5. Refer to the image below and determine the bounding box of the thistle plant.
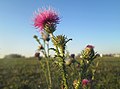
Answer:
[74,45,98,89]
[33,34,50,87]
[33,7,60,89]
[81,45,97,60]
[33,33,52,89]
[51,35,72,56]
[50,35,72,89]
[33,7,73,89]
[32,7,99,89]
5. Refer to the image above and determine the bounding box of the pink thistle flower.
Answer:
[82,79,89,86]
[86,45,94,49]
[33,8,60,33]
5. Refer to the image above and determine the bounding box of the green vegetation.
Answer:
[0,57,120,89]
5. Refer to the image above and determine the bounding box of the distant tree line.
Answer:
[4,54,25,59]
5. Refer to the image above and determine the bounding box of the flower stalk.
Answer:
[74,45,98,89]
[46,41,52,89]
[50,35,72,89]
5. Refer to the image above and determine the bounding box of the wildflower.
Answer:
[85,45,94,53]
[35,52,40,57]
[82,79,89,86]
[33,8,60,34]
[52,35,72,56]
[71,54,75,59]
[35,52,41,60]
[81,45,95,60]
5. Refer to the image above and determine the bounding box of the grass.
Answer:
[0,57,120,89]
[93,57,120,89]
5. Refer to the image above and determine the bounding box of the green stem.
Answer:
[46,60,52,89]
[50,33,68,89]
[47,43,52,89]
[75,60,85,89]
[61,53,68,89]
[43,40,47,57]
[61,60,68,89]
[43,40,51,89]
[47,42,49,57]
[39,61,48,86]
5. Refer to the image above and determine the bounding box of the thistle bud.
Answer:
[46,37,50,42]
[81,45,95,60]
[33,35,38,39]
[38,45,44,50]
[82,79,89,86]
[71,54,75,59]
[35,52,40,57]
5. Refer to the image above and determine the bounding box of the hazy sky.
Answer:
[0,0,120,58]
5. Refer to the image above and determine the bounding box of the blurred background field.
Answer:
[0,57,120,89]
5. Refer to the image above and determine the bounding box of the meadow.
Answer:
[0,57,120,89]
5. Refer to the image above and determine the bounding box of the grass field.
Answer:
[0,57,120,89]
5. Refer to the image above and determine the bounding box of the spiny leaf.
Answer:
[64,38,72,44]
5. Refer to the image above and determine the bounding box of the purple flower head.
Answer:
[86,45,94,49]
[82,79,89,86]
[33,7,60,33]
[71,54,75,59]
[81,45,95,60]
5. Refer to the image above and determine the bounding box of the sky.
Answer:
[0,0,120,58]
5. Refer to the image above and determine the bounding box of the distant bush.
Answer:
[4,54,25,59]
